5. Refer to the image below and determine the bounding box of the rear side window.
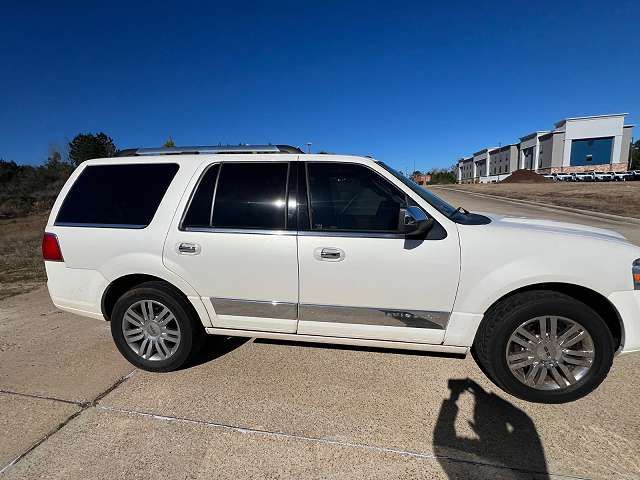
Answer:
[211,163,288,230]
[56,163,179,228]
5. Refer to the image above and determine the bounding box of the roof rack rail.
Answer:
[116,144,304,157]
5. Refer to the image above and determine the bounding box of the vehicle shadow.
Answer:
[186,335,250,368]
[433,378,549,480]
[253,338,466,359]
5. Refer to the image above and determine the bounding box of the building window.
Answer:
[570,137,613,166]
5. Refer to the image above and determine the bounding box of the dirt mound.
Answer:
[501,169,551,183]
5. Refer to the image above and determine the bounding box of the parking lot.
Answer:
[1,188,639,480]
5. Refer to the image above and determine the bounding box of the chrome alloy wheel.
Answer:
[505,316,595,390]
[122,300,181,361]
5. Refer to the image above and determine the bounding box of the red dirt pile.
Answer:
[501,169,551,183]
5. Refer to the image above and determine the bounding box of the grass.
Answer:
[446,182,640,218]
[0,214,48,300]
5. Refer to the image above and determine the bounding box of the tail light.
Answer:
[633,259,640,290]
[42,232,64,262]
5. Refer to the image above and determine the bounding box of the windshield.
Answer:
[376,161,457,217]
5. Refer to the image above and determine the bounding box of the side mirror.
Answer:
[399,206,433,237]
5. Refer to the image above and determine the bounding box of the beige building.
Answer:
[456,113,634,182]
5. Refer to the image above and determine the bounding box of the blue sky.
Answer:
[1,1,638,172]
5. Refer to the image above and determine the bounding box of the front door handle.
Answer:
[314,247,345,262]
[178,242,201,255]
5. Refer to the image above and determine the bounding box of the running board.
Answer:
[204,327,468,355]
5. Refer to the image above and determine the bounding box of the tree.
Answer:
[428,168,457,184]
[412,170,423,177]
[68,133,116,166]
[45,149,63,168]
[163,136,176,148]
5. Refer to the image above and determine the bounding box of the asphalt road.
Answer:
[1,189,639,479]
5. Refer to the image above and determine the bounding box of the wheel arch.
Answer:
[101,274,206,327]
[481,282,624,352]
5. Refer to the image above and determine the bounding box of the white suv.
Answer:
[43,145,640,403]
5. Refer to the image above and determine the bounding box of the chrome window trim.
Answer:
[284,162,291,229]
[298,230,405,239]
[182,227,408,239]
[211,297,298,320]
[185,227,297,236]
[209,162,222,226]
[54,222,147,229]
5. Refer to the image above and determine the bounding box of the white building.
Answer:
[456,113,634,183]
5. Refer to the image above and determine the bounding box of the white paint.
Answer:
[44,152,640,364]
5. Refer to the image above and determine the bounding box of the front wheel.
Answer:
[111,282,204,372]
[473,291,614,403]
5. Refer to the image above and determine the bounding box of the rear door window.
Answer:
[211,162,289,230]
[183,162,290,231]
[55,163,179,228]
[182,164,220,228]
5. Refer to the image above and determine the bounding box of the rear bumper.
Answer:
[608,290,640,354]
[45,262,108,320]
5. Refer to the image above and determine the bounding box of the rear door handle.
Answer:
[314,247,345,262]
[178,242,201,255]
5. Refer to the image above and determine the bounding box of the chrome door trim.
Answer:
[185,227,297,236]
[211,297,298,319]
[298,231,405,239]
[209,298,449,329]
[184,228,407,238]
[299,304,449,329]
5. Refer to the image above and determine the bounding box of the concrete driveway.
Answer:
[1,189,639,479]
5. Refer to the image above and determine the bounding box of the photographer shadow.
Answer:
[433,378,549,480]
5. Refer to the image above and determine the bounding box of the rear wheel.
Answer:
[111,282,204,372]
[474,290,614,403]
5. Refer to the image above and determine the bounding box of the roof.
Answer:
[473,147,496,156]
[519,131,549,141]
[489,144,518,153]
[554,113,628,128]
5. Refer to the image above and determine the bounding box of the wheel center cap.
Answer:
[536,342,559,361]
[146,322,161,336]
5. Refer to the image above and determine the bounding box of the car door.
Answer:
[164,157,299,333]
[296,160,460,344]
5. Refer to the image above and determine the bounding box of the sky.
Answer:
[1,0,639,172]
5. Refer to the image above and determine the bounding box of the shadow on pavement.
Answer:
[254,338,466,358]
[187,335,250,368]
[433,378,549,480]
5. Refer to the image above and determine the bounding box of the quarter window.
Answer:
[306,163,405,232]
[56,163,179,228]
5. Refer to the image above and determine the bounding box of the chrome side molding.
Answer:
[210,297,449,329]
[211,297,298,320]
[298,304,449,329]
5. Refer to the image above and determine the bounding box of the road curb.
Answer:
[431,186,640,226]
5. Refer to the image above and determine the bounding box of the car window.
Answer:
[376,161,457,218]
[306,162,406,232]
[211,162,289,230]
[182,164,220,228]
[56,163,179,228]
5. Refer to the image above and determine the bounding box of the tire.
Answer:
[473,290,614,404]
[110,281,205,372]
